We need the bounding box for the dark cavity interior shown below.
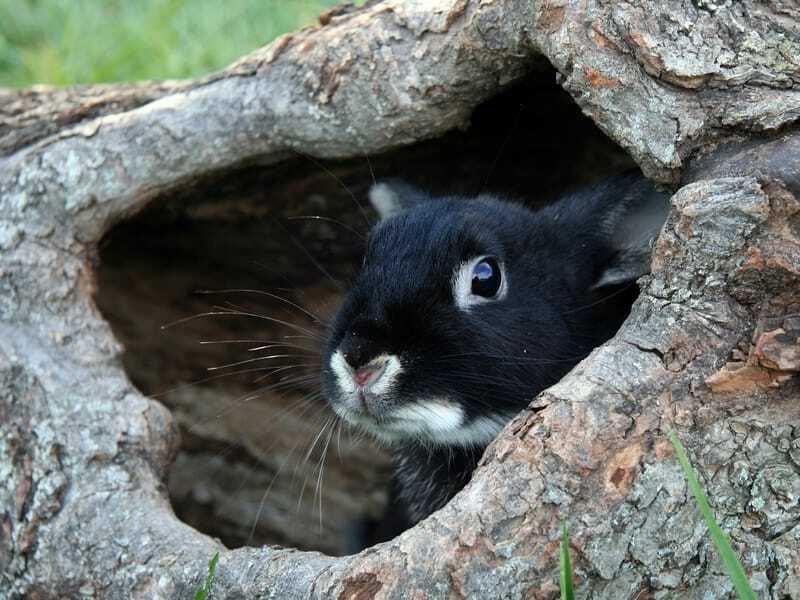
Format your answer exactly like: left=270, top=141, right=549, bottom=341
left=94, top=68, right=636, bottom=556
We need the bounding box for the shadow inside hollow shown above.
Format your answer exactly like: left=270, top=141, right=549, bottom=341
left=93, top=68, right=636, bottom=554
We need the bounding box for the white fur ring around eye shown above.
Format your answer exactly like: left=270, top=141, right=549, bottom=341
left=452, top=255, right=508, bottom=311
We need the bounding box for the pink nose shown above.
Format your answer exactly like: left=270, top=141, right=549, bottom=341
left=354, top=364, right=383, bottom=388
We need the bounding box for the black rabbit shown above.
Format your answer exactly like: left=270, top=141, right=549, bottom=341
left=321, top=173, right=669, bottom=549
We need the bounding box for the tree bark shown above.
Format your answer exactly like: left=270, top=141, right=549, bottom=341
left=1, top=1, right=799, bottom=598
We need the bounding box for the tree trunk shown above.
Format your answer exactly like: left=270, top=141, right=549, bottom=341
left=2, top=1, right=799, bottom=598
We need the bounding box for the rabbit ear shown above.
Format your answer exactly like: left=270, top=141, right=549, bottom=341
left=592, top=180, right=670, bottom=290
left=369, top=180, right=430, bottom=220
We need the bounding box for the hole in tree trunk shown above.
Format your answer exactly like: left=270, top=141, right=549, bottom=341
left=93, top=66, right=636, bottom=555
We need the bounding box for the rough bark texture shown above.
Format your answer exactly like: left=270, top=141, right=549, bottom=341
left=1, top=1, right=799, bottom=598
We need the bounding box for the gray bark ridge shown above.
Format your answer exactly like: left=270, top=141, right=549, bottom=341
left=1, top=1, right=800, bottom=598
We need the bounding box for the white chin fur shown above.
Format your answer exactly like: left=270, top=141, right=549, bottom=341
left=338, top=397, right=509, bottom=447
left=383, top=401, right=507, bottom=446
left=384, top=400, right=464, bottom=436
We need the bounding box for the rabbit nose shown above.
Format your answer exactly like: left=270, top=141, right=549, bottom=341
left=341, top=332, right=383, bottom=372
left=353, top=360, right=387, bottom=388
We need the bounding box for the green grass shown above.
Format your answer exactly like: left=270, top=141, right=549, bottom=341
left=194, top=552, right=219, bottom=600
left=0, top=0, right=350, bottom=87
left=558, top=434, right=756, bottom=599
left=560, top=521, right=575, bottom=600
left=668, top=431, right=756, bottom=600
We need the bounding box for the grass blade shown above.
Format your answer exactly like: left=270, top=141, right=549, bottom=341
left=560, top=521, right=575, bottom=600
left=668, top=431, right=756, bottom=600
left=194, top=552, right=220, bottom=600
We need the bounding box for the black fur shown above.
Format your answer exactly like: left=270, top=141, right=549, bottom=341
left=322, top=173, right=669, bottom=549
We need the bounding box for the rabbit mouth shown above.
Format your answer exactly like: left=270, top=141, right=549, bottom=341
left=379, top=402, right=511, bottom=446
left=332, top=400, right=461, bottom=444
left=333, top=396, right=510, bottom=447
left=328, top=350, right=512, bottom=445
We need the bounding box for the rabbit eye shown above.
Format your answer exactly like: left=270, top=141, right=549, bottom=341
left=471, top=257, right=501, bottom=297
left=453, top=255, right=507, bottom=311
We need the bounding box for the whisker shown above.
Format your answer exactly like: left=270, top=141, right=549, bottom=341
left=248, top=433, right=307, bottom=543
left=275, top=218, right=343, bottom=291
left=295, top=416, right=335, bottom=516
left=263, top=393, right=324, bottom=426
left=560, top=281, right=638, bottom=315
left=252, top=365, right=320, bottom=384
left=149, top=364, right=316, bottom=398
left=365, top=155, right=377, bottom=187
left=185, top=377, right=322, bottom=435
left=207, top=353, right=312, bottom=372
left=181, top=395, right=329, bottom=529
left=160, top=308, right=321, bottom=340
left=303, top=416, right=335, bottom=465
left=286, top=216, right=365, bottom=241
left=194, top=287, right=323, bottom=324
left=217, top=301, right=324, bottom=340
left=294, top=150, right=372, bottom=227
left=243, top=395, right=336, bottom=543
left=479, top=103, right=525, bottom=195
left=247, top=342, right=315, bottom=353
left=315, top=417, right=337, bottom=535
left=335, top=419, right=344, bottom=460
left=433, top=352, right=586, bottom=364
left=199, top=338, right=285, bottom=345
left=281, top=334, right=320, bottom=342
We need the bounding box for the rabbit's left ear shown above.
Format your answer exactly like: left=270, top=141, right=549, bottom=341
left=369, top=180, right=431, bottom=220
left=592, top=180, right=670, bottom=290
